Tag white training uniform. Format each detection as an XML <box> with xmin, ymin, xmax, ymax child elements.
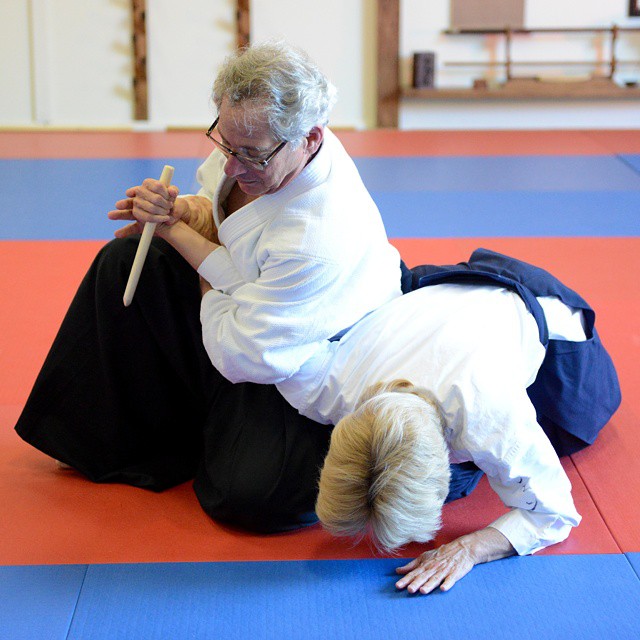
<box><xmin>196</xmin><ymin>128</ymin><xmax>402</xmax><ymax>384</ymax></box>
<box><xmin>277</xmin><ymin>283</ymin><xmax>584</xmax><ymax>555</ymax></box>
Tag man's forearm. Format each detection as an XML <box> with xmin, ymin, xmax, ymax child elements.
<box><xmin>158</xmin><ymin>220</ymin><xmax>220</xmax><ymax>271</ymax></box>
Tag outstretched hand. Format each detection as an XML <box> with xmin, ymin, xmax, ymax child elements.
<box><xmin>395</xmin><ymin>538</ymin><xmax>476</xmax><ymax>594</ymax></box>
<box><xmin>395</xmin><ymin>527</ymin><xmax>515</xmax><ymax>594</ymax></box>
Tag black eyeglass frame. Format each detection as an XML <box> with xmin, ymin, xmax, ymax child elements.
<box><xmin>205</xmin><ymin>117</ymin><xmax>287</xmax><ymax>170</ymax></box>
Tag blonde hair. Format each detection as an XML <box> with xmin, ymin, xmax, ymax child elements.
<box><xmin>316</xmin><ymin>380</ymin><xmax>451</xmax><ymax>552</ymax></box>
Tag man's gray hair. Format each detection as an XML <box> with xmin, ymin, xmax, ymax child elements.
<box><xmin>316</xmin><ymin>380</ymin><xmax>451</xmax><ymax>553</ymax></box>
<box><xmin>213</xmin><ymin>40</ymin><xmax>337</xmax><ymax>144</ymax></box>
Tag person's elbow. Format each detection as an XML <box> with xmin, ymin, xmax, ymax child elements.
<box><xmin>202</xmin><ymin>333</ymin><xmax>298</xmax><ymax>385</ymax></box>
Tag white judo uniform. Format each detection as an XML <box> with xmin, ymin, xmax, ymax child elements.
<box><xmin>277</xmin><ymin>283</ymin><xmax>586</xmax><ymax>555</ymax></box>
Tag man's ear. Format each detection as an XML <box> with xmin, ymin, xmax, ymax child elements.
<box><xmin>305</xmin><ymin>126</ymin><xmax>324</xmax><ymax>155</ymax></box>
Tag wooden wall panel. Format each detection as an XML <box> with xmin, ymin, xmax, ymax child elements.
<box><xmin>132</xmin><ymin>0</ymin><xmax>148</xmax><ymax>120</ymax></box>
<box><xmin>237</xmin><ymin>0</ymin><xmax>250</xmax><ymax>48</ymax></box>
<box><xmin>377</xmin><ymin>0</ymin><xmax>399</xmax><ymax>127</ymax></box>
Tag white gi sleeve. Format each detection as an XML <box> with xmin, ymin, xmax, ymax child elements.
<box><xmin>198</xmin><ymin>252</ymin><xmax>348</xmax><ymax>385</ymax></box>
<box><xmin>447</xmin><ymin>292</ymin><xmax>583</xmax><ymax>556</ymax></box>
<box><xmin>472</xmin><ymin>401</ymin><xmax>582</xmax><ymax>556</ymax></box>
<box><xmin>198</xmin><ymin>247</ymin><xmax>245</xmax><ymax>296</ymax></box>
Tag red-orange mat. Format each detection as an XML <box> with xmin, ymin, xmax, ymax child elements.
<box><xmin>0</xmin><ymin>402</ymin><xmax>619</xmax><ymax>566</ymax></box>
<box><xmin>0</xmin><ymin>237</ymin><xmax>632</xmax><ymax>565</ymax></box>
<box><xmin>4</xmin><ymin>129</ymin><xmax>640</xmax><ymax>159</ymax></box>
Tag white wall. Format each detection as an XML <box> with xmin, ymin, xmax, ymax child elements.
<box><xmin>1</xmin><ymin>0</ymin><xmax>639</xmax><ymax>130</ymax></box>
<box><xmin>1</xmin><ymin>0</ymin><xmax>33</xmax><ymax>125</ymax></box>
<box><xmin>3</xmin><ymin>0</ymin><xmax>135</xmax><ymax>126</ymax></box>
<box><xmin>251</xmin><ymin>0</ymin><xmax>376</xmax><ymax>130</ymax></box>
<box><xmin>146</xmin><ymin>0</ymin><xmax>236</xmax><ymax>128</ymax></box>
<box><xmin>400</xmin><ymin>0</ymin><xmax>640</xmax><ymax>129</ymax></box>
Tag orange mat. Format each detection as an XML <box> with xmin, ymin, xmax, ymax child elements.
<box><xmin>0</xmin><ymin>132</ymin><xmax>211</xmax><ymax>159</ymax></box>
<box><xmin>4</xmin><ymin>129</ymin><xmax>640</xmax><ymax>159</ymax></box>
<box><xmin>337</xmin><ymin>130</ymin><xmax>620</xmax><ymax>157</ymax></box>
<box><xmin>0</xmin><ymin>241</ymin><xmax>105</xmax><ymax>407</ymax></box>
<box><xmin>0</xmin><ymin>403</ymin><xmax>618</xmax><ymax>566</ymax></box>
<box><xmin>0</xmin><ymin>237</ymin><xmax>633</xmax><ymax>564</ymax></box>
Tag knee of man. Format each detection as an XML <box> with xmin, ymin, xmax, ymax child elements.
<box><xmin>95</xmin><ymin>236</ymin><xmax>181</xmax><ymax>287</ymax></box>
<box><xmin>94</xmin><ymin>236</ymin><xmax>141</xmax><ymax>281</ymax></box>
<box><xmin>102</xmin><ymin>236</ymin><xmax>140</xmax><ymax>262</ymax></box>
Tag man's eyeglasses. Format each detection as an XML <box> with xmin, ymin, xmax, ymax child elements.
<box><xmin>206</xmin><ymin>117</ymin><xmax>287</xmax><ymax>171</ymax></box>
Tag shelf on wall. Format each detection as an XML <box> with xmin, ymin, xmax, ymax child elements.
<box><xmin>408</xmin><ymin>25</ymin><xmax>640</xmax><ymax>101</ymax></box>
<box><xmin>403</xmin><ymin>77</ymin><xmax>640</xmax><ymax>101</ymax></box>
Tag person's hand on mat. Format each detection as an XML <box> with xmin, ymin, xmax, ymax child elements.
<box><xmin>108</xmin><ymin>178</ymin><xmax>187</xmax><ymax>238</ymax></box>
<box><xmin>395</xmin><ymin>527</ymin><xmax>515</xmax><ymax>594</ymax></box>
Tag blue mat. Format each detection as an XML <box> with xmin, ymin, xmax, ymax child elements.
<box><xmin>0</xmin><ymin>158</ymin><xmax>201</xmax><ymax>240</ymax></box>
<box><xmin>0</xmin><ymin>565</ymin><xmax>87</xmax><ymax>640</ymax></box>
<box><xmin>3</xmin><ymin>156</ymin><xmax>640</xmax><ymax>240</ymax></box>
<box><xmin>355</xmin><ymin>155</ymin><xmax>640</xmax><ymax>192</ymax></box>
<box><xmin>373</xmin><ymin>190</ymin><xmax>640</xmax><ymax>238</ymax></box>
<box><xmin>38</xmin><ymin>555</ymin><xmax>639</xmax><ymax>640</ymax></box>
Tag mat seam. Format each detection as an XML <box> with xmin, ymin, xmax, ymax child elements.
<box><xmin>64</xmin><ymin>564</ymin><xmax>89</xmax><ymax>640</ymax></box>
<box><xmin>569</xmin><ymin>453</ymin><xmax>624</xmax><ymax>554</ymax></box>
<box><xmin>624</xmin><ymin>553</ymin><xmax>640</xmax><ymax>582</ymax></box>
<box><xmin>614</xmin><ymin>152</ymin><xmax>640</xmax><ymax>176</ymax></box>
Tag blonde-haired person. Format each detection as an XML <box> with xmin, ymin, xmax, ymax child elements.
<box><xmin>317</xmin><ymin>382</ymin><xmax>451</xmax><ymax>552</ymax></box>
<box><xmin>15</xmin><ymin>41</ymin><xmax>403</xmax><ymax>533</ymax></box>
<box><xmin>277</xmin><ymin>249</ymin><xmax>620</xmax><ymax>593</ymax></box>
<box><xmin>316</xmin><ymin>379</ymin><xmax>515</xmax><ymax>594</ymax></box>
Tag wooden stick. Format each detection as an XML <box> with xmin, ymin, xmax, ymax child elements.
<box><xmin>123</xmin><ymin>164</ymin><xmax>174</xmax><ymax>307</ymax></box>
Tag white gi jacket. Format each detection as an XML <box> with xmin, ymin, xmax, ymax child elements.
<box><xmin>278</xmin><ymin>283</ymin><xmax>583</xmax><ymax>555</ymax></box>
<box><xmin>196</xmin><ymin>128</ymin><xmax>403</xmax><ymax>384</ymax></box>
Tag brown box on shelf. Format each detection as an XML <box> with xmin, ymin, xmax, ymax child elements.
<box><xmin>413</xmin><ymin>52</ymin><xmax>435</xmax><ymax>88</ymax></box>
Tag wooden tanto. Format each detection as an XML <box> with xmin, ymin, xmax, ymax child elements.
<box><xmin>123</xmin><ymin>165</ymin><xmax>175</xmax><ymax>307</ymax></box>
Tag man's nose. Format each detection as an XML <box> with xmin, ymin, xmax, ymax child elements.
<box><xmin>223</xmin><ymin>154</ymin><xmax>248</xmax><ymax>178</ymax></box>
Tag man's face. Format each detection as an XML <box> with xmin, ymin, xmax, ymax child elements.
<box><xmin>214</xmin><ymin>98</ymin><xmax>311</xmax><ymax>197</ymax></box>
